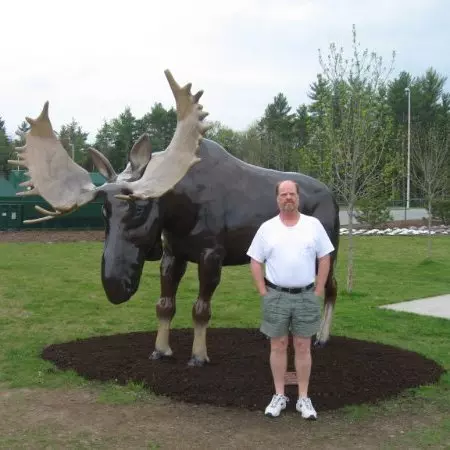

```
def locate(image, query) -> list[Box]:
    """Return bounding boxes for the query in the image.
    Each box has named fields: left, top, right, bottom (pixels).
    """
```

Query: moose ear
left=88, top=147, right=117, bottom=182
left=129, top=134, right=152, bottom=174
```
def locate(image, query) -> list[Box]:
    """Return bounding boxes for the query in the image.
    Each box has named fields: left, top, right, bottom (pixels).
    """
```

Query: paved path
left=381, top=294, right=450, bottom=320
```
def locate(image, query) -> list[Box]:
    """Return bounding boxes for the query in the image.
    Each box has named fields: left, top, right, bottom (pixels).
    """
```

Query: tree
left=93, top=104, right=177, bottom=173
left=94, top=120, right=116, bottom=168
left=414, top=69, right=448, bottom=130
left=385, top=68, right=450, bottom=204
left=58, top=119, right=90, bottom=169
left=0, top=117, right=12, bottom=175
left=316, top=25, right=395, bottom=292
left=138, top=102, right=177, bottom=152
left=240, top=123, right=260, bottom=165
left=385, top=72, right=413, bottom=202
left=292, top=104, right=310, bottom=150
left=411, top=126, right=449, bottom=258
left=258, top=93, right=297, bottom=170
left=108, top=107, right=139, bottom=171
left=205, top=121, right=244, bottom=159
left=304, top=75, right=334, bottom=182
left=14, top=121, right=30, bottom=146
left=387, top=71, right=412, bottom=126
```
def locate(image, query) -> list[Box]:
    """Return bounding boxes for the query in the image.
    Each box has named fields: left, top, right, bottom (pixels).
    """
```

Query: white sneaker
left=296, top=397, right=317, bottom=420
left=265, top=394, right=288, bottom=417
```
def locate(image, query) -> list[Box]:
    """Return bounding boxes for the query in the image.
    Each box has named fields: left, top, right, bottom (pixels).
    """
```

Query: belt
left=264, top=278, right=314, bottom=294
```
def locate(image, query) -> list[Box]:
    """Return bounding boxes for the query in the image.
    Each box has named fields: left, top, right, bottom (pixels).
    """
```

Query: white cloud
left=1, top=0, right=448, bottom=141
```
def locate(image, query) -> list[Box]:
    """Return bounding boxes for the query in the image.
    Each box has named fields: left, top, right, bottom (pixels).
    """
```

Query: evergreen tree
left=0, top=117, right=12, bottom=175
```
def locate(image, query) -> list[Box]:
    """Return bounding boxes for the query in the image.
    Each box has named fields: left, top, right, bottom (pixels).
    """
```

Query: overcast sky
left=1, top=0, right=448, bottom=141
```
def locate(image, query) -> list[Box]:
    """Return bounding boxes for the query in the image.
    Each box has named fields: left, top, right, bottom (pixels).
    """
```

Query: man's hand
left=250, top=258, right=267, bottom=296
left=315, top=254, right=330, bottom=298
left=314, top=285, right=325, bottom=297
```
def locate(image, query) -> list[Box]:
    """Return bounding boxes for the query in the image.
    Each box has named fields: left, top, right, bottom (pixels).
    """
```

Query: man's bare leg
left=293, top=336, right=312, bottom=397
left=270, top=336, right=289, bottom=394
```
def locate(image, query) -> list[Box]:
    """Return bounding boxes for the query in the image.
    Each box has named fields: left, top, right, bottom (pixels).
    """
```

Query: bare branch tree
left=318, top=25, right=395, bottom=292
left=411, top=127, right=449, bottom=258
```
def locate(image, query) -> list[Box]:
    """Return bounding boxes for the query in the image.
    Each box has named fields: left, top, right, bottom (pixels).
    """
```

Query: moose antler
left=7, top=102, right=98, bottom=223
left=117, top=69, right=211, bottom=200
left=8, top=70, right=210, bottom=222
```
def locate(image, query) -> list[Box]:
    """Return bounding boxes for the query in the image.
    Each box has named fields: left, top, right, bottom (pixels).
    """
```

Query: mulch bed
left=42, top=329, right=445, bottom=412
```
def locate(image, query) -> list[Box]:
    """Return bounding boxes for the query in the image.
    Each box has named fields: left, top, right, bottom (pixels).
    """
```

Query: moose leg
left=188, top=248, right=223, bottom=367
left=315, top=261, right=337, bottom=347
left=150, top=251, right=187, bottom=360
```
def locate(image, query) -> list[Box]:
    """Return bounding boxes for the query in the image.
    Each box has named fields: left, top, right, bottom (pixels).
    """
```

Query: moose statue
left=10, top=70, right=339, bottom=367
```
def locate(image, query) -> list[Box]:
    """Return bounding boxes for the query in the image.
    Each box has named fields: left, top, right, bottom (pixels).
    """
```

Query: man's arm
left=250, top=258, right=267, bottom=296
left=315, top=254, right=330, bottom=297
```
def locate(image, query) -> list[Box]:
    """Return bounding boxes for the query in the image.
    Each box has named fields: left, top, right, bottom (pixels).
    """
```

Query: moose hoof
left=187, top=356, right=209, bottom=367
left=150, top=350, right=173, bottom=360
left=313, top=339, right=326, bottom=348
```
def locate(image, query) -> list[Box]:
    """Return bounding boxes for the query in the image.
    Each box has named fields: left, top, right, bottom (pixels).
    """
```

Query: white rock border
left=340, top=225, right=450, bottom=236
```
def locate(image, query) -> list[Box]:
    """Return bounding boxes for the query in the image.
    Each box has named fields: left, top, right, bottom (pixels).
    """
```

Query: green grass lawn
left=0, top=236, right=449, bottom=409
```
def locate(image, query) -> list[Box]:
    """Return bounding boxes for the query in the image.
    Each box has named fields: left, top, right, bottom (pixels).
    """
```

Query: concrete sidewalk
left=381, top=294, right=450, bottom=320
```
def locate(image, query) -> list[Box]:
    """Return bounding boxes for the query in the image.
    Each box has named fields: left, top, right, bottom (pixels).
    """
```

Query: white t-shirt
left=246, top=214, right=335, bottom=287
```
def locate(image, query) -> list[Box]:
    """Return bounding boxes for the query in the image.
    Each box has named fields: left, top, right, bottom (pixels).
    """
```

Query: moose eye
left=134, top=204, right=146, bottom=217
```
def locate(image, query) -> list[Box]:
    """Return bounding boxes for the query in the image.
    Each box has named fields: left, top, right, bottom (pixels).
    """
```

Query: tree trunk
left=346, top=204, right=354, bottom=293
left=427, top=199, right=433, bottom=259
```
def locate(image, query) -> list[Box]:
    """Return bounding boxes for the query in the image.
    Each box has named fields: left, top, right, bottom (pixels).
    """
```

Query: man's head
left=276, top=180, right=300, bottom=213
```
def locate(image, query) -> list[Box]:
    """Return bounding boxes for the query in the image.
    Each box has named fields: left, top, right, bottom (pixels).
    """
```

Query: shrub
left=431, top=198, right=450, bottom=225
left=354, top=196, right=392, bottom=229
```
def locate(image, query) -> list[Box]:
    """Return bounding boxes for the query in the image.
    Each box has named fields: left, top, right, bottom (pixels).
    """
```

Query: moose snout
left=102, top=277, right=136, bottom=304
left=101, top=242, right=145, bottom=304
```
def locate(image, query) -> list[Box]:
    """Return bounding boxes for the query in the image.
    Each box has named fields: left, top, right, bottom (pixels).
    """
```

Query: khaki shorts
left=260, top=287, right=321, bottom=338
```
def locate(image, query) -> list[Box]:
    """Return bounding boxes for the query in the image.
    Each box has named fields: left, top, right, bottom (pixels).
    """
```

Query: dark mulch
left=42, top=328, right=445, bottom=412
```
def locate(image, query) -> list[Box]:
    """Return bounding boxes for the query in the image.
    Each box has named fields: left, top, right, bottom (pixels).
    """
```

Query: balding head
left=276, top=180, right=300, bottom=214
left=276, top=180, right=300, bottom=196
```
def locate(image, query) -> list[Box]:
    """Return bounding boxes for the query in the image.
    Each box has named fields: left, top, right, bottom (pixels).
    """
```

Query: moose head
left=9, top=71, right=210, bottom=304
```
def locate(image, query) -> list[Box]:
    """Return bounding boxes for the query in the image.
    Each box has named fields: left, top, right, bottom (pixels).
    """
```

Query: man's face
left=277, top=181, right=299, bottom=213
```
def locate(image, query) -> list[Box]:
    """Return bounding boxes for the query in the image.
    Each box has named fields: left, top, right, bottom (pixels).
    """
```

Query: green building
left=0, top=170, right=106, bottom=231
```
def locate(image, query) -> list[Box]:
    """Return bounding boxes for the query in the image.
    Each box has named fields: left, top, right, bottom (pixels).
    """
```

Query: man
left=247, top=180, right=334, bottom=419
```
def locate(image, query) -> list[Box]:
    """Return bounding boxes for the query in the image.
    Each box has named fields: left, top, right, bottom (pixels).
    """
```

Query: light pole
left=405, top=87, right=411, bottom=210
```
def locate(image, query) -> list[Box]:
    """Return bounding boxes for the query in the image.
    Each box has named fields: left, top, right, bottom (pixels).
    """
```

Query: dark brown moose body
left=158, top=138, right=339, bottom=268
left=124, top=138, right=340, bottom=366
left=9, top=70, right=339, bottom=367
